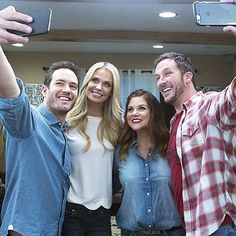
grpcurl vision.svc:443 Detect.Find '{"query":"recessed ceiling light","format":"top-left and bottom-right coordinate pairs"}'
top-left (12, 43), bottom-right (24, 47)
top-left (153, 45), bottom-right (164, 49)
top-left (159, 12), bottom-right (177, 18)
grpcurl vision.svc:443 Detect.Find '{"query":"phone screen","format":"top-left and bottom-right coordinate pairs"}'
top-left (8, 8), bottom-right (52, 36)
top-left (193, 1), bottom-right (236, 26)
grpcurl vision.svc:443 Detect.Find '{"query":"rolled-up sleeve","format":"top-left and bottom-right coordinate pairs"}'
top-left (0, 79), bottom-right (32, 138)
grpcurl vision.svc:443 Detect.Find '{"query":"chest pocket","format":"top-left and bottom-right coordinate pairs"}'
top-left (182, 121), bottom-right (199, 136)
top-left (181, 120), bottom-right (205, 148)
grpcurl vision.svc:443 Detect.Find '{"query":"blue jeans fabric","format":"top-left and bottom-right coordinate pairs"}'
top-left (61, 202), bottom-right (112, 236)
top-left (114, 146), bottom-right (182, 231)
top-left (210, 224), bottom-right (236, 236)
top-left (121, 227), bottom-right (186, 236)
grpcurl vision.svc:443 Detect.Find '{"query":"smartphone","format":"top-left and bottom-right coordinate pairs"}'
top-left (8, 8), bottom-right (52, 36)
top-left (193, 1), bottom-right (236, 26)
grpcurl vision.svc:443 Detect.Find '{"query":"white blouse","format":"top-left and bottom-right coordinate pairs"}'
top-left (66, 116), bottom-right (114, 210)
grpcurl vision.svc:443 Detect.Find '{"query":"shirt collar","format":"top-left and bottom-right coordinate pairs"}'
top-left (130, 139), bottom-right (138, 148)
top-left (170, 92), bottom-right (202, 128)
top-left (38, 104), bottom-right (68, 129)
top-left (129, 139), bottom-right (160, 156)
top-left (182, 91), bottom-right (203, 110)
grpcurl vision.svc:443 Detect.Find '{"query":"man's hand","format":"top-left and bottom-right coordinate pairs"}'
top-left (0, 6), bottom-right (32, 45)
top-left (220, 0), bottom-right (236, 37)
top-left (223, 25), bottom-right (236, 37)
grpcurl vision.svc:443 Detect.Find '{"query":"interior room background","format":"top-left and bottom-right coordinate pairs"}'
top-left (0, 51), bottom-right (235, 175)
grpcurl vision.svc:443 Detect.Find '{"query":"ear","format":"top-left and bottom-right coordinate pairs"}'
top-left (183, 71), bottom-right (193, 84)
top-left (41, 85), bottom-right (48, 97)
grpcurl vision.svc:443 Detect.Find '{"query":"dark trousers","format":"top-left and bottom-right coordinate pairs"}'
top-left (121, 227), bottom-right (186, 236)
top-left (61, 201), bottom-right (112, 236)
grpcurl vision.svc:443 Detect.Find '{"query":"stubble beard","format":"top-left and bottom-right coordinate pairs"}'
top-left (164, 82), bottom-right (185, 107)
top-left (47, 101), bottom-right (74, 118)
top-left (163, 90), bottom-right (176, 105)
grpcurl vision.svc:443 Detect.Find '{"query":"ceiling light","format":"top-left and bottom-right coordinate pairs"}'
top-left (153, 45), bottom-right (164, 49)
top-left (159, 12), bottom-right (177, 18)
top-left (12, 43), bottom-right (24, 47)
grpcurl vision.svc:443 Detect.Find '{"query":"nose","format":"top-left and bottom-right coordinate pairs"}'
top-left (132, 108), bottom-right (140, 115)
top-left (156, 76), bottom-right (165, 89)
top-left (95, 82), bottom-right (102, 90)
top-left (156, 78), bottom-right (161, 89)
top-left (62, 84), bottom-right (71, 94)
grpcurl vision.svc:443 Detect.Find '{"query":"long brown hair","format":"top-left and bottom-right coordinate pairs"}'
top-left (118, 89), bottom-right (169, 160)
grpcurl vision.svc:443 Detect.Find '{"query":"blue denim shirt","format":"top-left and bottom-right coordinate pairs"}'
top-left (0, 80), bottom-right (71, 236)
top-left (114, 141), bottom-right (182, 231)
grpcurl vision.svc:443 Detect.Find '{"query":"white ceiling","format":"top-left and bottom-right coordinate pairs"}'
top-left (1, 0), bottom-right (236, 55)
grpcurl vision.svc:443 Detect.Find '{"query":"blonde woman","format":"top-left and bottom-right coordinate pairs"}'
top-left (62, 62), bottom-right (123, 236)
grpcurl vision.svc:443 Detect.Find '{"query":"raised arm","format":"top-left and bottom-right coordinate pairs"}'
top-left (0, 6), bottom-right (32, 98)
top-left (219, 0), bottom-right (236, 97)
top-left (221, 0), bottom-right (236, 36)
top-left (223, 23), bottom-right (236, 97)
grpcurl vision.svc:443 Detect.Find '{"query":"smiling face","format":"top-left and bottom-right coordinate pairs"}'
top-left (85, 68), bottom-right (113, 106)
top-left (42, 68), bottom-right (78, 121)
top-left (126, 96), bottom-right (150, 133)
top-left (155, 58), bottom-right (186, 106)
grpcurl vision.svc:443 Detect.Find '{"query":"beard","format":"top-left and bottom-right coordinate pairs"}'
top-left (165, 90), bottom-right (179, 105)
top-left (48, 104), bottom-right (71, 118)
top-left (163, 80), bottom-right (185, 106)
top-left (45, 97), bottom-right (76, 119)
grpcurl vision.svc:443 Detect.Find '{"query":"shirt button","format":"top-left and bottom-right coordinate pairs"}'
top-left (148, 209), bottom-right (151, 212)
top-left (145, 163), bottom-right (148, 166)
top-left (146, 178), bottom-right (149, 181)
top-left (8, 225), bottom-right (14, 230)
top-left (147, 192), bottom-right (150, 196)
top-left (149, 225), bottom-right (152, 228)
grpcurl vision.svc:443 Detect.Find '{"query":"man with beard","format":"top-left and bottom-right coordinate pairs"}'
top-left (154, 16), bottom-right (236, 236)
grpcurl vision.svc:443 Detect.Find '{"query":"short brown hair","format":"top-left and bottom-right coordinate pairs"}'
top-left (155, 52), bottom-right (196, 88)
top-left (44, 61), bottom-right (80, 87)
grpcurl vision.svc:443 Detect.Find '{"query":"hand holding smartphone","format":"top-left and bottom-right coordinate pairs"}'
top-left (8, 8), bottom-right (52, 37)
top-left (193, 1), bottom-right (236, 26)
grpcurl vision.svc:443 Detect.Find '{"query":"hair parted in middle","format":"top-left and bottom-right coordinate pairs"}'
top-left (118, 89), bottom-right (169, 161)
top-left (67, 62), bottom-right (123, 152)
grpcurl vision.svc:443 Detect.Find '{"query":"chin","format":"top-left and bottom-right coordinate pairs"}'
top-left (164, 96), bottom-right (173, 104)
top-left (163, 97), bottom-right (170, 103)
top-left (58, 106), bottom-right (71, 113)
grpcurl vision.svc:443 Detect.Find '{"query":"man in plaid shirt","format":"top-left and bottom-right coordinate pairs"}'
top-left (154, 20), bottom-right (236, 236)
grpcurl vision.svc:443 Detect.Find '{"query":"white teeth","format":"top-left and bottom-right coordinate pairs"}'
top-left (59, 97), bottom-right (69, 101)
top-left (163, 88), bottom-right (171, 92)
top-left (132, 119), bottom-right (141, 123)
top-left (92, 92), bottom-right (102, 97)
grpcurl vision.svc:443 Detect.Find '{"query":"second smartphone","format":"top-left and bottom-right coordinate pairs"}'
top-left (193, 1), bottom-right (236, 26)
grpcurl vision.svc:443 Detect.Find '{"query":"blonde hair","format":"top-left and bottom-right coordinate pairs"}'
top-left (67, 62), bottom-right (122, 152)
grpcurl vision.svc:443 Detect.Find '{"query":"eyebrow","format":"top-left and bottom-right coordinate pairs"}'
top-left (156, 67), bottom-right (172, 77)
top-left (54, 79), bottom-right (78, 85)
top-left (91, 77), bottom-right (113, 83)
top-left (128, 104), bottom-right (148, 107)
